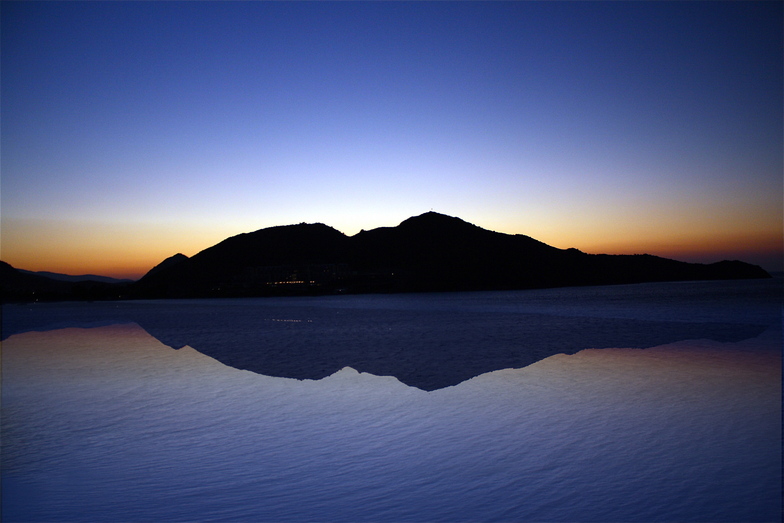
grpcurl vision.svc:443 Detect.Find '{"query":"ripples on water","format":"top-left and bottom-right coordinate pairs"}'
top-left (2, 280), bottom-right (781, 522)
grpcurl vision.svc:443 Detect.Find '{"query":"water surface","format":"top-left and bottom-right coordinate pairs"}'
top-left (2, 280), bottom-right (781, 522)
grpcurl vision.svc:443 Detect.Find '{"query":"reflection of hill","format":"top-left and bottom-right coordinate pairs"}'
top-left (134, 310), bottom-right (767, 391)
top-left (1, 299), bottom-right (768, 391)
top-left (132, 212), bottom-right (771, 298)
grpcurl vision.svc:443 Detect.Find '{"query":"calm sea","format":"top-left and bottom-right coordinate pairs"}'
top-left (2, 279), bottom-right (781, 522)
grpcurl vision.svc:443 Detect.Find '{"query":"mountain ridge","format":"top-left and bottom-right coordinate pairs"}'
top-left (132, 211), bottom-right (770, 298)
top-left (1, 212), bottom-right (772, 302)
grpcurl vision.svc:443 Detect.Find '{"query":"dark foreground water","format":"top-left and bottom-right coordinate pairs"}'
top-left (2, 279), bottom-right (781, 522)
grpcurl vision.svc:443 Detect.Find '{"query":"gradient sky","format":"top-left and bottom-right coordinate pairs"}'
top-left (2, 1), bottom-right (782, 279)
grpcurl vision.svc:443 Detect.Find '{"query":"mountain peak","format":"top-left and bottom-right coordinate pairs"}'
top-left (399, 211), bottom-right (476, 230)
top-left (405, 211), bottom-right (460, 221)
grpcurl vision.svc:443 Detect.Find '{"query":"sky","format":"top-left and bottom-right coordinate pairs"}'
top-left (2, 1), bottom-right (782, 279)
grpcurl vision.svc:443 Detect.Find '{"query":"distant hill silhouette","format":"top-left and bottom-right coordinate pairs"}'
top-left (18, 269), bottom-right (134, 284)
top-left (0, 261), bottom-right (123, 302)
top-left (1, 212), bottom-right (771, 302)
top-left (131, 212), bottom-right (770, 299)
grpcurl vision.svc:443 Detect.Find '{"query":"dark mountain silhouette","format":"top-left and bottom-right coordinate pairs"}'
top-left (1, 212), bottom-right (771, 302)
top-left (132, 212), bottom-right (770, 298)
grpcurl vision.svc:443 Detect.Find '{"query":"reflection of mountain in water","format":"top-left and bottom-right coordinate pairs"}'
top-left (135, 310), bottom-right (766, 391)
top-left (5, 320), bottom-right (780, 523)
top-left (2, 295), bottom-right (769, 391)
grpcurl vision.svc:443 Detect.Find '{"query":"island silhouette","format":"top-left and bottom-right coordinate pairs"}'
top-left (1, 211), bottom-right (771, 302)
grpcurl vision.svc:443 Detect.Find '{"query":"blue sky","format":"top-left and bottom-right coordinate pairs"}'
top-left (2, 1), bottom-right (782, 278)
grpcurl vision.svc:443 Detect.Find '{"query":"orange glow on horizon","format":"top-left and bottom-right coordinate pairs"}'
top-left (572, 231), bottom-right (783, 268)
top-left (1, 219), bottom-right (237, 280)
top-left (2, 216), bottom-right (781, 280)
